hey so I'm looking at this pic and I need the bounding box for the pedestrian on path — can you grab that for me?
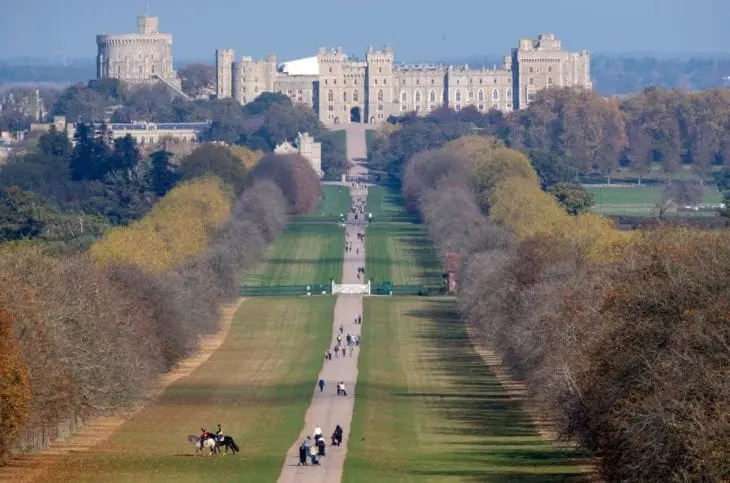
[308,437,319,465]
[334,345,340,358]
[346,334,352,345]
[298,441,307,465]
[337,334,342,346]
[339,324,344,334]
[318,378,325,392]
[336,383,342,396]
[358,315,362,324]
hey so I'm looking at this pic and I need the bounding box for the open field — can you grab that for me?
[343,297,587,483]
[243,223,344,285]
[587,185,724,217]
[44,297,335,483]
[290,185,353,222]
[365,224,443,287]
[367,185,420,223]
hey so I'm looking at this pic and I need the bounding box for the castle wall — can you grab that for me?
[215,33,590,125]
[216,48,234,99]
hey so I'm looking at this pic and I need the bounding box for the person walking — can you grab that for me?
[336,383,342,396]
[334,345,340,358]
[298,440,308,466]
[337,334,342,346]
[318,378,325,392]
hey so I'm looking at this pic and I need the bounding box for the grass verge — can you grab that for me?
[291,185,353,222]
[367,185,420,223]
[365,224,442,287]
[243,223,344,285]
[47,297,335,483]
[344,297,588,483]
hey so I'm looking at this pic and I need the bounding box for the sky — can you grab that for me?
[0,0,728,63]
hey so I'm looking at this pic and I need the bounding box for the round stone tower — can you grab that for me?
[96,15,178,87]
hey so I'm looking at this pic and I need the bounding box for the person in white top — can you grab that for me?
[314,427,322,439]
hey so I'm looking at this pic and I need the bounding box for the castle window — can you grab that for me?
[377,89,384,102]
[492,103,499,109]
[151,65,155,74]
[328,104,334,111]
[255,86,259,92]
[353,90,359,102]
[416,79,420,85]
[456,80,459,84]
[431,79,434,84]
[548,66,552,73]
[528,77,534,85]
[379,67,382,73]
[478,90,484,102]
[429,90,436,102]
[383,79,387,85]
[469,90,474,100]
[492,89,499,100]
[506,88,512,99]
[334,79,337,85]
[325,79,328,85]
[328,90,334,102]
[478,104,484,111]
[529,67,534,73]
[494,78,497,84]
[374,79,378,84]
[455,89,461,102]
[329,67,332,73]
[378,104,383,111]
[415,90,421,103]
[343,91,348,102]
[401,91,407,104]
[479,78,483,84]
[547,77,553,87]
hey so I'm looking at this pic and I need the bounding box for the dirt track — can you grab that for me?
[0,299,244,483]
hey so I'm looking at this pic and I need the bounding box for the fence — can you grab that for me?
[240,284,332,296]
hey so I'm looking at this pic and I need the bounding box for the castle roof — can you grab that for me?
[279,56,319,76]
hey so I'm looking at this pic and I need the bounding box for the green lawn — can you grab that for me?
[366,224,443,287]
[587,186,724,217]
[367,185,420,223]
[243,223,344,285]
[343,298,588,483]
[290,185,353,222]
[49,297,335,483]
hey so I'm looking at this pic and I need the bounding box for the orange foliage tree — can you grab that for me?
[0,308,31,460]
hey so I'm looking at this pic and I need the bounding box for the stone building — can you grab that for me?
[274,132,323,177]
[216,33,591,124]
[96,15,183,93]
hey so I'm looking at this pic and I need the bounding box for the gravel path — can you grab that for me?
[277,124,370,483]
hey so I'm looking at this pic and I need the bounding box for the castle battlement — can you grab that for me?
[216,33,592,124]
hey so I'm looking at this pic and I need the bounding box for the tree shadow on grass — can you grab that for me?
[401,301,592,482]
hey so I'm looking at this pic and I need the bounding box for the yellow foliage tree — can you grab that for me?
[0,308,31,458]
[229,145,264,170]
[89,178,231,274]
[444,136,538,210]
[488,176,570,239]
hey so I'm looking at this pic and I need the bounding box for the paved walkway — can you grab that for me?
[277,125,370,483]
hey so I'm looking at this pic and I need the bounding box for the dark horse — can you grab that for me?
[214,435,241,454]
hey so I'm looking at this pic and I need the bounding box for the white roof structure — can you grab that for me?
[279,56,319,76]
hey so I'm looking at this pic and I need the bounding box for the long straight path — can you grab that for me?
[277,124,371,483]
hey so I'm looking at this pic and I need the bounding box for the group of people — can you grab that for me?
[298,425,344,466]
[200,424,224,443]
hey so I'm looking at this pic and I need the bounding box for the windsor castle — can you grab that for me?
[97,15,592,125]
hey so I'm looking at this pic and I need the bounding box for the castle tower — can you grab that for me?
[137,15,159,34]
[317,47,346,124]
[216,48,234,99]
[96,15,177,87]
[365,46,394,123]
[511,33,591,109]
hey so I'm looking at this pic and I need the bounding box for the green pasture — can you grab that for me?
[243,222,344,286]
[366,185,419,224]
[365,224,443,287]
[343,298,588,483]
[48,297,335,483]
[587,185,724,217]
[290,185,353,222]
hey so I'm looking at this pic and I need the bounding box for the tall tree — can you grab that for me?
[148,150,180,196]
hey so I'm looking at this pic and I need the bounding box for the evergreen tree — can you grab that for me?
[148,150,180,197]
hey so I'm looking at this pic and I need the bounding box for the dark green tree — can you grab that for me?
[0,187,44,241]
[108,135,140,173]
[527,150,576,189]
[243,92,292,116]
[148,150,180,196]
[549,182,595,215]
[37,128,72,158]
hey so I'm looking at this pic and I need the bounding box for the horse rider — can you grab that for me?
[200,427,210,444]
[215,424,224,443]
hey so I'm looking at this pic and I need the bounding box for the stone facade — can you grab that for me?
[217,33,591,124]
[274,132,323,177]
[96,16,182,90]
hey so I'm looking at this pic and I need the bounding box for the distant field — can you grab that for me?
[47,297,335,483]
[344,297,588,483]
[243,223,344,285]
[290,185,353,222]
[587,185,724,217]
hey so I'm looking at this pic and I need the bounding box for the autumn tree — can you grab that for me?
[0,308,31,459]
[246,153,321,214]
[179,143,248,195]
[549,182,594,215]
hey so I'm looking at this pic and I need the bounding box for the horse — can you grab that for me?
[188,435,217,455]
[213,435,240,455]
